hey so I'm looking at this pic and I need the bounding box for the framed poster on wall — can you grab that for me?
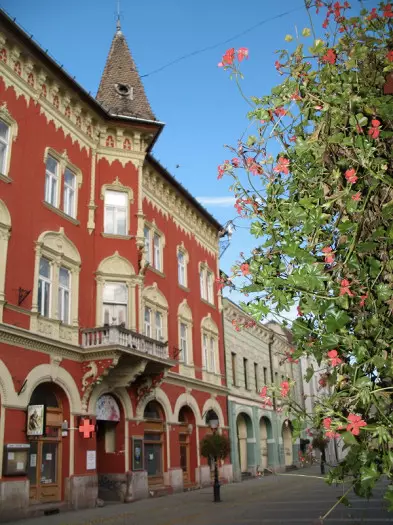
[132,437,144,471]
[26,405,46,436]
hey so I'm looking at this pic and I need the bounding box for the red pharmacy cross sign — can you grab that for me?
[79,418,95,438]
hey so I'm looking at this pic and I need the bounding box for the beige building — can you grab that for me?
[223,299,305,480]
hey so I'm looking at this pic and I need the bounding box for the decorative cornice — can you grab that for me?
[166,371,228,395]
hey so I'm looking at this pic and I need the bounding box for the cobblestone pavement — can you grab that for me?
[5,468,392,525]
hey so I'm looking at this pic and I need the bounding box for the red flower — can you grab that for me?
[322,18,329,28]
[273,157,290,175]
[356,124,364,134]
[218,48,235,67]
[215,278,226,291]
[232,157,240,167]
[246,157,263,175]
[345,168,358,184]
[326,430,340,439]
[319,375,327,388]
[383,3,393,18]
[280,380,290,397]
[340,279,354,296]
[297,305,304,317]
[234,199,243,215]
[291,91,301,101]
[217,160,229,179]
[289,135,297,142]
[260,386,268,398]
[352,192,361,201]
[237,47,249,62]
[274,106,287,117]
[367,7,378,20]
[328,349,343,367]
[387,51,393,62]
[240,263,250,276]
[322,48,336,65]
[322,246,335,264]
[323,417,332,430]
[368,119,381,139]
[275,60,284,71]
[360,293,368,307]
[346,413,367,436]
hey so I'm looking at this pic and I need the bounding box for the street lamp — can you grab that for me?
[209,418,221,503]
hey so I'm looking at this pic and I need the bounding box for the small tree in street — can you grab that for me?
[200,433,231,462]
[217,0,393,511]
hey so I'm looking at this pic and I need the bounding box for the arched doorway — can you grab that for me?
[144,400,165,487]
[282,421,293,466]
[27,383,68,503]
[236,413,253,475]
[259,416,272,470]
[178,406,196,484]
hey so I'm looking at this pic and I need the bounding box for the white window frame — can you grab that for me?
[209,336,215,372]
[58,266,71,324]
[0,106,18,181]
[104,190,128,236]
[180,322,188,363]
[144,306,152,337]
[155,310,163,340]
[199,263,215,305]
[178,251,186,287]
[153,233,161,271]
[144,222,165,272]
[0,120,10,176]
[63,167,76,218]
[45,155,60,207]
[144,226,151,264]
[207,271,214,304]
[102,281,128,326]
[38,257,52,317]
[203,334,209,370]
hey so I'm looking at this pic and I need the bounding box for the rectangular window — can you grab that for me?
[243,358,248,390]
[178,252,186,286]
[254,363,259,392]
[38,257,51,317]
[263,367,268,385]
[153,233,161,271]
[103,282,127,326]
[207,271,214,304]
[203,334,208,369]
[63,168,76,218]
[104,190,127,235]
[210,337,215,372]
[231,352,236,386]
[275,372,278,384]
[0,120,9,175]
[144,226,151,264]
[180,322,187,363]
[58,267,70,324]
[144,306,151,337]
[45,156,59,207]
[155,311,163,340]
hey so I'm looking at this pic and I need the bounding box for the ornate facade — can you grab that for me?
[223,298,304,480]
[0,11,231,521]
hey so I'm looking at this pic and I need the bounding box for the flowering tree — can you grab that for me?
[218,1,393,510]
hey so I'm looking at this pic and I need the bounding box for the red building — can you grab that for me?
[0,11,232,520]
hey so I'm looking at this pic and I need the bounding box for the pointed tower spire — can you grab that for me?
[96,25,156,120]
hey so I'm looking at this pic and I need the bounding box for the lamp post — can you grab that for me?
[209,418,221,503]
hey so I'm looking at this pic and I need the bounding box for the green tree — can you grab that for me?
[200,433,231,461]
[218,1,393,510]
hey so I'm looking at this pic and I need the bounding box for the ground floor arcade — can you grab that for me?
[0,343,232,522]
[227,397,300,481]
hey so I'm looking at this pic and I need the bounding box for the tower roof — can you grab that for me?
[97,27,156,121]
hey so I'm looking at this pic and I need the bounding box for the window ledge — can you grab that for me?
[178,284,190,293]
[201,298,216,309]
[101,233,133,240]
[147,266,165,278]
[43,201,80,225]
[0,173,12,184]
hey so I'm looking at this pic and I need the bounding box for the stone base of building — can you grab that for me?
[163,468,183,493]
[0,479,30,523]
[219,463,233,483]
[195,465,211,487]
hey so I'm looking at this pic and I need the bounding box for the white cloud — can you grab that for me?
[197,196,235,207]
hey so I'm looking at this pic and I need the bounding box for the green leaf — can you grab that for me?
[325,310,350,332]
[384,486,393,511]
[376,284,392,301]
[305,365,314,382]
[302,28,311,37]
[360,463,380,488]
[285,34,293,42]
[342,431,358,446]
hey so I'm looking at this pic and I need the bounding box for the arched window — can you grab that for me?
[31,228,81,344]
[144,220,165,272]
[177,243,189,288]
[101,178,133,239]
[205,409,219,426]
[144,400,163,420]
[142,284,168,341]
[201,315,220,384]
[199,261,215,305]
[178,300,193,368]
[30,383,59,408]
[96,252,137,330]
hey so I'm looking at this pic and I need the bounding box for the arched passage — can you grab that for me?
[259,416,273,470]
[282,421,293,466]
[236,412,254,474]
[27,382,70,504]
[178,406,196,484]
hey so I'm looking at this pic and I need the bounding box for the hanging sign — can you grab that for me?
[79,418,95,438]
[26,405,45,436]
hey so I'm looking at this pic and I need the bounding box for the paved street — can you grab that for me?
[5,468,391,525]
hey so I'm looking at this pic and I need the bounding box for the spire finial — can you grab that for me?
[116,0,122,33]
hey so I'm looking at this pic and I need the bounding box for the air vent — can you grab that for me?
[115,83,133,98]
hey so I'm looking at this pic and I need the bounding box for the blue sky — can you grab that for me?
[1,0,378,312]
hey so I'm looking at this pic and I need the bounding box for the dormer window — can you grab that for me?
[115,83,133,99]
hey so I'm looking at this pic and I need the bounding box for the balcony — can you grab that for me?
[81,325,169,361]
